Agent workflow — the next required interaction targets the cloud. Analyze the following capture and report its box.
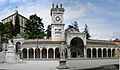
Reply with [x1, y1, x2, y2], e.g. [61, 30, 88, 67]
[109, 32, 120, 39]
[0, 7, 13, 21]
[17, 1, 51, 29]
[0, 0, 5, 3]
[64, 6, 87, 21]
[0, 0, 120, 40]
[9, 0, 30, 3]
[0, 0, 6, 5]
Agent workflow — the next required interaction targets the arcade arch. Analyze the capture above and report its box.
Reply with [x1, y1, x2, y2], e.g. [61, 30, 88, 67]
[70, 37, 84, 58]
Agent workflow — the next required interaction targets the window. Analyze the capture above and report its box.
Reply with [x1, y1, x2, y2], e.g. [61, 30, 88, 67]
[55, 29, 61, 34]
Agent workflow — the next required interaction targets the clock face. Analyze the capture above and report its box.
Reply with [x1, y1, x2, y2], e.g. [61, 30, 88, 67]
[54, 15, 62, 23]
[55, 16, 61, 21]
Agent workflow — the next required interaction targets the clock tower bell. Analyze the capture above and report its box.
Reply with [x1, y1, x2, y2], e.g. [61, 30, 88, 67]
[50, 3, 65, 41]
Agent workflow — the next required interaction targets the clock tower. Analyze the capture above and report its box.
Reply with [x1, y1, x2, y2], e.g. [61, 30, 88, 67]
[50, 3, 65, 41]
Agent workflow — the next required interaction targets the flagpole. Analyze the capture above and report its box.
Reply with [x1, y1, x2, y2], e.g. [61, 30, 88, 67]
[36, 35, 38, 48]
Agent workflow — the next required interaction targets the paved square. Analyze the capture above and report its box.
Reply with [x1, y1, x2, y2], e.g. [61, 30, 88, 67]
[0, 58, 118, 70]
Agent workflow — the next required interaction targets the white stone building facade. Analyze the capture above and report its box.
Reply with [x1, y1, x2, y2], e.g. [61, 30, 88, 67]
[2, 4, 120, 60]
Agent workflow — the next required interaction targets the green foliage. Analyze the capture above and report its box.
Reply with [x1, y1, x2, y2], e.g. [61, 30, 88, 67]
[65, 21, 80, 33]
[46, 25, 51, 39]
[14, 14, 20, 36]
[0, 22, 4, 36]
[23, 14, 45, 39]
[84, 24, 91, 39]
[1, 21, 14, 39]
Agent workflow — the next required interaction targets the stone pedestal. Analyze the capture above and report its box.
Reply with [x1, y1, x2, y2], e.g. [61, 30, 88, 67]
[6, 40, 22, 63]
[57, 59, 69, 69]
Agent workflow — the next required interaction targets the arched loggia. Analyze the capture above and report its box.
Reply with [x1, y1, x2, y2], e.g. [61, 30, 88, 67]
[98, 48, 102, 57]
[103, 48, 107, 57]
[42, 48, 47, 58]
[16, 42, 21, 53]
[87, 48, 91, 58]
[92, 48, 96, 58]
[22, 48, 27, 58]
[35, 48, 40, 58]
[70, 37, 84, 58]
[112, 49, 115, 57]
[48, 48, 54, 58]
[108, 49, 111, 57]
[55, 48, 60, 58]
[29, 48, 34, 58]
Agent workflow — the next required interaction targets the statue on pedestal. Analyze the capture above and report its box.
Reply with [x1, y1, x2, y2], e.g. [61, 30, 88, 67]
[59, 44, 66, 59]
[5, 39, 22, 63]
[57, 42, 69, 69]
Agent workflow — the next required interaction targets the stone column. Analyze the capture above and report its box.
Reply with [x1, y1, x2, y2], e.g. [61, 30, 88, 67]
[106, 48, 108, 58]
[67, 48, 71, 59]
[96, 48, 98, 58]
[115, 48, 117, 57]
[40, 48, 42, 59]
[53, 48, 55, 59]
[21, 49, 23, 59]
[84, 45, 87, 58]
[111, 48, 112, 57]
[67, 45, 71, 59]
[47, 48, 48, 59]
[27, 48, 29, 59]
[33, 48, 35, 59]
[101, 48, 103, 58]
[91, 48, 93, 58]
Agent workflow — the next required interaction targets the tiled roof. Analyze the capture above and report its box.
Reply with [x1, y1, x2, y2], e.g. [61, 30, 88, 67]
[23, 39, 120, 46]
[1, 12, 28, 21]
[87, 39, 115, 46]
[23, 39, 65, 44]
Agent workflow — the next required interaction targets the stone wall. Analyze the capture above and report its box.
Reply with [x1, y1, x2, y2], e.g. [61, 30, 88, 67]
[0, 52, 5, 63]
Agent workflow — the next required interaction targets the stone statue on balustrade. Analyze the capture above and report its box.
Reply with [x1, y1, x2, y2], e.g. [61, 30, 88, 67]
[8, 39, 13, 46]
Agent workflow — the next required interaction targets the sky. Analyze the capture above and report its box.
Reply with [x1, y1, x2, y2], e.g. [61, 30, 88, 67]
[0, 0, 120, 40]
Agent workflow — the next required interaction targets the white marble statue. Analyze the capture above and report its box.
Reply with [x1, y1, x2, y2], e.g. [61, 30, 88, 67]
[59, 43, 66, 59]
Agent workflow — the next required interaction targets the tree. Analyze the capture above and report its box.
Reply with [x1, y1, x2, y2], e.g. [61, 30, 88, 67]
[3, 21, 14, 39]
[83, 24, 91, 39]
[23, 14, 45, 39]
[73, 21, 79, 32]
[46, 25, 51, 39]
[14, 14, 20, 36]
[65, 21, 80, 33]
[0, 22, 4, 36]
